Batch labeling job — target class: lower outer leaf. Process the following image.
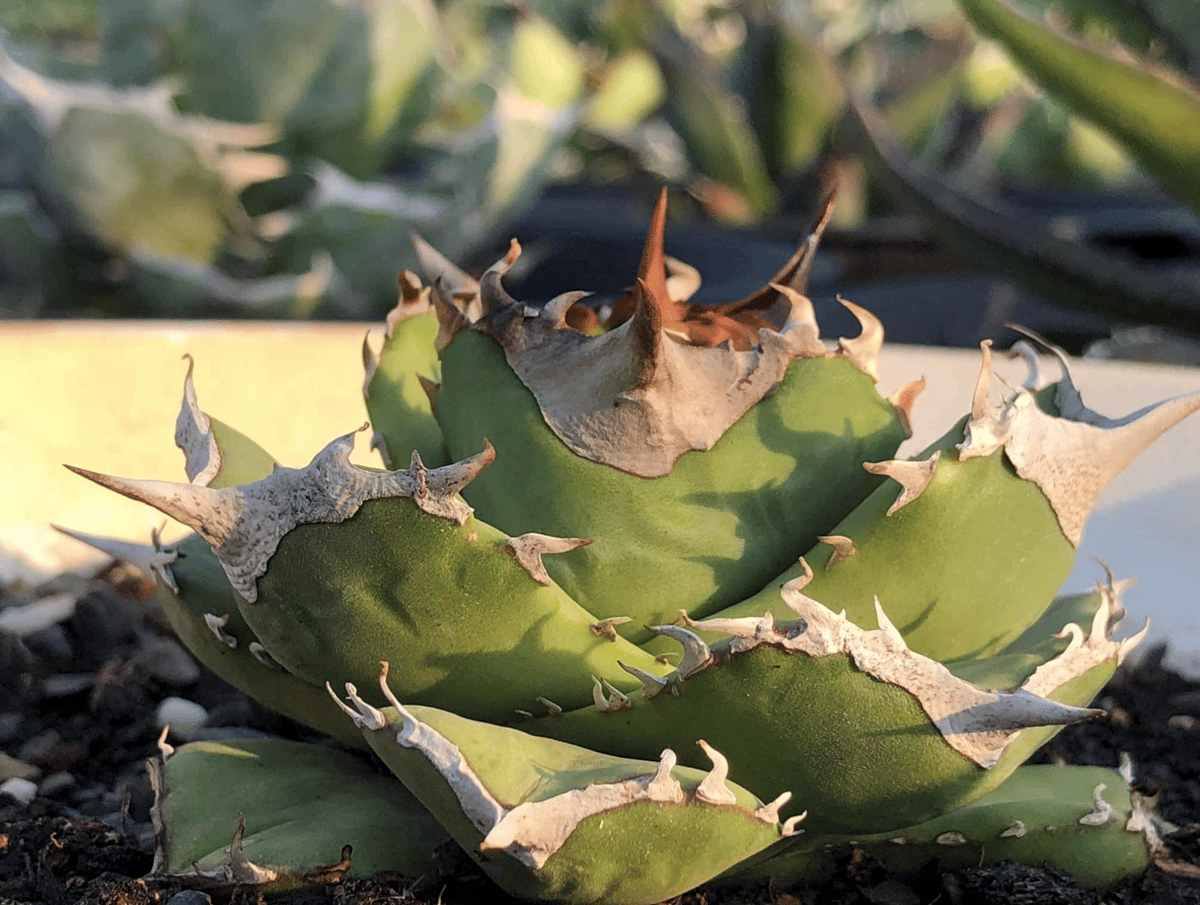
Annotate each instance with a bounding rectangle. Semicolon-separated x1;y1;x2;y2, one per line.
330;681;797;905
737;765;1155;889
150;738;450;886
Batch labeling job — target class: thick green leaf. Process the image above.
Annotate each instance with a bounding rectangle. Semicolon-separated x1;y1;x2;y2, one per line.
956;0;1200;212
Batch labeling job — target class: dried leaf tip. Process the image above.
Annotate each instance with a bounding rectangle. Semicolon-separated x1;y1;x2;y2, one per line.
959;339;1200;545
68;433;490;602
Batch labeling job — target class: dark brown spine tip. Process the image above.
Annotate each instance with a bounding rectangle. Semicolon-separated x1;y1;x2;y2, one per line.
628;277;665;389
636;188;672;309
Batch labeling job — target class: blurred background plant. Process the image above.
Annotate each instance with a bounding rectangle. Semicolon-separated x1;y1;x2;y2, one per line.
1;0;1197;355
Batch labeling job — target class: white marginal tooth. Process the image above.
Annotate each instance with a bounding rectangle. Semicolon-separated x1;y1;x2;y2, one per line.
647;749;683;799
664;256;701;302
872;598;907;650
1000;820;1027;838
1118;620;1150;664
648;625;712;679
1119;752;1135;784
248;642;284;670
863;451;941;516
1055;622;1086;652
203;613;237;649
537;696;563;717
836;296;884;382
886;376;926;440
753;790;792;824
618;660;670;698
156;724;174;759
602;680;632;709
694;740;738;806
782;811;807;836
591;676;611;712
1079;783;1114;825
771;282;824;357
342;682;387;731
1007;339;1044;390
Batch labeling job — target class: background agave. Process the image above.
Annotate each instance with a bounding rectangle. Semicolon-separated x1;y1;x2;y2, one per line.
61;194;1199;904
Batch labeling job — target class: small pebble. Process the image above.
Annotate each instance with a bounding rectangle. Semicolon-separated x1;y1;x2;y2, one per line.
1167;714;1197;732
0;593;76;635
23;624;73;666
38;771;77;797
41;673;95;697
0;751;39;782
139;636;201;686
0;711;22;743
167;890;214;905
156;697;209;741
16;728;61;763
0;776;38;805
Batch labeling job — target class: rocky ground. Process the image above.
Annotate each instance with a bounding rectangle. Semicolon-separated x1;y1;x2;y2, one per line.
2;561;1199;905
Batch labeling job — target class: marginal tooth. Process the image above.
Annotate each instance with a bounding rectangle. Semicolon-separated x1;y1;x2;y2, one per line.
589;616;632;642
326;681;372;728
410;231;478;302
227;815;279;884
480;239;523;322
969;340;995;424
664;256;701;302
679;609;770;639
1006;339;1044;390
385;270;433;336
430;278;471;353
1000;820;1027;838
637;188;672;304
1117;620;1150;664
343;681;387;731
872;598;907;649
514;710;533;720
936;832;968;846
618;660;670;698
886;376;926;439
1055;622;1086;652
602;679;632;710
1119;752;1135;784
591;676;611;711
417;375;440;412
537;696;563;717
753;790;792;825
1079;783;1114;825
50;525;180;591
542;290;591;329
863;451;941;516
423;440;495;503
154;724;175;763
782;812;807;836
835;296;884;382
249;642;284;670
648;625;712;679
694;740;738;806
648;749;682;798
203;613;237;649
817;535;856;569
361;332;380;398
504;533;592;585
771;283;825;357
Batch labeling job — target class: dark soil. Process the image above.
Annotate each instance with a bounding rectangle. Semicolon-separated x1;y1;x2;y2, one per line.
2;563;1199;905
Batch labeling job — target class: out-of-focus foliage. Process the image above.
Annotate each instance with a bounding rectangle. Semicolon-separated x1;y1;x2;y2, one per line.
2;0;1196;330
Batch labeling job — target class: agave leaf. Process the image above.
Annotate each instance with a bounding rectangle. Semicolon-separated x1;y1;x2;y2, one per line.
747;765;1156;888
847;93;1200;338
955;0;1200;213
150;737;449;885
652;19;777;219
329;670;800;905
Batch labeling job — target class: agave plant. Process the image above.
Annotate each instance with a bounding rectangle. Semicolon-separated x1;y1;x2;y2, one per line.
63;192;1198;904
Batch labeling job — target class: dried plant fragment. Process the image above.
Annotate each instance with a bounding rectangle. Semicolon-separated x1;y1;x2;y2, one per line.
67;431;493;602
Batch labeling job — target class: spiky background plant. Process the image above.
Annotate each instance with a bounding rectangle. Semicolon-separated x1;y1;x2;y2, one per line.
64;192;1199;904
